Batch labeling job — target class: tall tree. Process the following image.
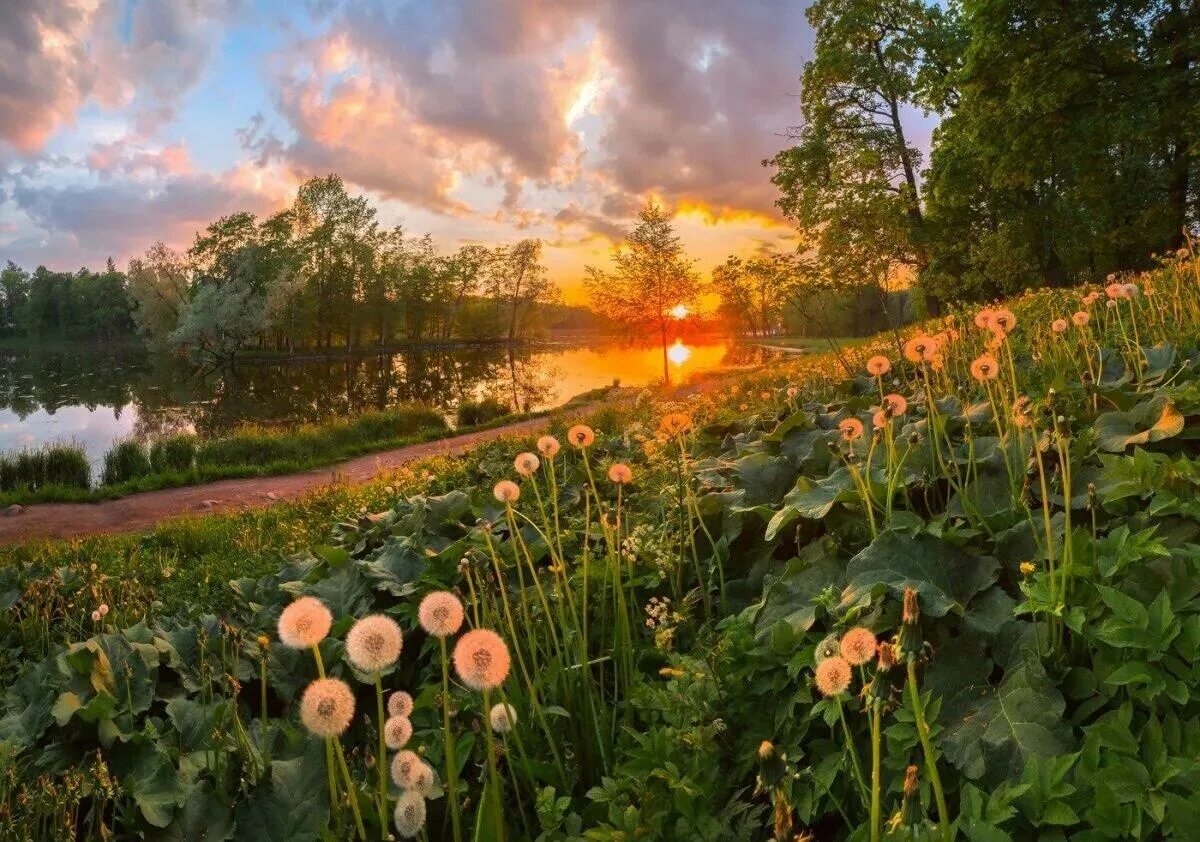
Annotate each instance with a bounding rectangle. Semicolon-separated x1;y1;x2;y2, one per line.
770;0;955;311
127;243;189;346
585;204;701;382
488;239;556;343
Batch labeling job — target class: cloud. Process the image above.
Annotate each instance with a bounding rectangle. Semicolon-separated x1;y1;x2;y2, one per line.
553;203;626;243
86;138;193;178
0;0;243;154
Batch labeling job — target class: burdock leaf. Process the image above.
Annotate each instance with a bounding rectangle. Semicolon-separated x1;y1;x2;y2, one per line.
941;654;1075;782
840;531;998;617
1095;396;1185;452
232;742;327;841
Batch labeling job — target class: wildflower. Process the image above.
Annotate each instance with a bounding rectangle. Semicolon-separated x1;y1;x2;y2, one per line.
299;678;356;738
1106;282;1125;299
787;386;799;398
1123;282;1139;298
883;393;907;416
418;591;464;638
814;634;840;663
815;655;852;697
1020;562;1036;576
839;627;877;666
988;309;1017;335
387;691;414;718
493;480;520;503
453;629;511;691
384;715;413;750
973;308;994;329
866;355;891;376
838;417;864;441
393;791;426;839
537;435;560;457
513;452;540;476
872;410;889;430
567;424;595;448
91;610;101;622
659;412;692;437
608;463;633;484
970;354;999;382
903;336;935;363
1072;311;1089;327
278;596;333;649
1051;318;1068;333
346;614;403;673
98;604;109;617
391;749;424;789
659;666;685;679
488;702;517;733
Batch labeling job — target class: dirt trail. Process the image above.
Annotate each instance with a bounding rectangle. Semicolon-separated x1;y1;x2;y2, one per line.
0;416;553;545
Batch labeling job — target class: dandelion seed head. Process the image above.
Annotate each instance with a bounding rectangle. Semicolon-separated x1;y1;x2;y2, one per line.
493;480;520;503
536;435;560;457
883;394;908;416
387;690;414;718
513;452;540;476
815;656;852;696
1072;310;1089;327
567;424;595;448
391;749;424;788
346;614;403;673
903;336;934;363
838;417;864;441
278;596;333;649
299;678;356;738
453;628;511;690
384;715;413;750
393;790;426;838
866;355;891;376
608;463;633;484
418;591;464;638
1051;318;1068;333
840;627;878;666
970;354;999;382
489;702;517;733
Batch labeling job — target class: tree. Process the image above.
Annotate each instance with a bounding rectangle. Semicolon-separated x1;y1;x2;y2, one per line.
127;243;189;346
0;262;29;331
585;204;701;382
711;254;797;336
769;0;956;311
488;239;557;342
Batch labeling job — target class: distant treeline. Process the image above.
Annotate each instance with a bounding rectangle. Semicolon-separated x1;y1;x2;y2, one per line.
0;175;600;358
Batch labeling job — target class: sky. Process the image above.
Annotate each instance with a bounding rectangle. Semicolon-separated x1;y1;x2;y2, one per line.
0;0;936;304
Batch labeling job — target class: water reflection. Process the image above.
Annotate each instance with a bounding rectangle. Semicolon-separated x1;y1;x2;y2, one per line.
0;339;776;465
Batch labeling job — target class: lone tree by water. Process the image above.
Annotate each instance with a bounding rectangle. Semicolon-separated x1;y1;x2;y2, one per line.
584;202;701;383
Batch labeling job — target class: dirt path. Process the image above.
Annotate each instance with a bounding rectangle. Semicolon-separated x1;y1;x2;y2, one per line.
0;416;554;544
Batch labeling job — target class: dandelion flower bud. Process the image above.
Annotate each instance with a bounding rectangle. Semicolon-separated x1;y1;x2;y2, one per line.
839;627;877;666
536;435;560;457
902;587;920;624
257;634;270;651
277;596;333;649
757;740;786;788
493;480;520;503
513;452;539;476
866;355;891;376
384;715;413;750
488;702;517;733
897;587;923;662
815;656;852;697
387;690;414;718
567;424;595;448
900;765;925;828
345;614;403;673
607;463;632;484
393;790;426;838
299;678;355;738
418;591;464;638
453;628;511;691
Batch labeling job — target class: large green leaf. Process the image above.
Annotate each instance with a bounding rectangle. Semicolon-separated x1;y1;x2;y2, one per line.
1095;396;1184;452
941;654;1075;782
109;738;187;828
153;780;235;842
753;537;846;639
733;451;798;506
0;659;58;751
232;742;328;841
840;531;999;617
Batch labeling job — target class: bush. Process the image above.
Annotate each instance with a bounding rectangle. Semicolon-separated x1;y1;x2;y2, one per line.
150;434;198;473
102;439;152;485
0;444;90;491
456;397;511;427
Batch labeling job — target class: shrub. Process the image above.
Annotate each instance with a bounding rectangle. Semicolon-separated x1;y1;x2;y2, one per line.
0;444;91;491
456;397;511;427
102;439;152;485
149;434;198;473
344;405;446;443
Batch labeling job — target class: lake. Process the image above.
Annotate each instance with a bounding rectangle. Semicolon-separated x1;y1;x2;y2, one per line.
0;338;777;471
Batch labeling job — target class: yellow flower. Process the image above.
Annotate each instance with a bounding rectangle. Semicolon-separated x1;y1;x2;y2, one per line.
1020;562;1036;575
659;667;685;679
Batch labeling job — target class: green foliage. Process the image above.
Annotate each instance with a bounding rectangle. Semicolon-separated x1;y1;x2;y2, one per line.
150;434;198;473
455;397;511;427
0;443;90;492
102;438;152;485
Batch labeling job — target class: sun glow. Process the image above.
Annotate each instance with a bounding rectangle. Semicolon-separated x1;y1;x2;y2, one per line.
666;339;692;366
669;304;689;319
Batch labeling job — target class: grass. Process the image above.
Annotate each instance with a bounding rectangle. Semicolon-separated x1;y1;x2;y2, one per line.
0;443;91;495
751;334;871;351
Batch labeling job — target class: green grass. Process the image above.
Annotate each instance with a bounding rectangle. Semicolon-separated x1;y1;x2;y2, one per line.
0;443;91;494
750;334;871;351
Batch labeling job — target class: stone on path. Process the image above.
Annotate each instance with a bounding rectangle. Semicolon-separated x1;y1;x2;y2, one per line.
5;504;23;516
